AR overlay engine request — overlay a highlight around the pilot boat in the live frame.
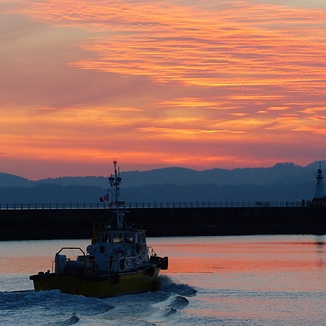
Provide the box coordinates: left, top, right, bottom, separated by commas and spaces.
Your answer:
30, 161, 168, 297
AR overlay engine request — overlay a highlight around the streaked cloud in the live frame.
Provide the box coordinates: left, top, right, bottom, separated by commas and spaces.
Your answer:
0, 0, 325, 178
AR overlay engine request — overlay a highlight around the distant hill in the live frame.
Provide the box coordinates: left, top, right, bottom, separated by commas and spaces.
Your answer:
0, 172, 33, 188
0, 161, 324, 204
0, 184, 104, 205
36, 176, 106, 187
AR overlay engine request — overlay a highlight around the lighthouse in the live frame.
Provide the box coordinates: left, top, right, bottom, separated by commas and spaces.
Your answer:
312, 162, 326, 205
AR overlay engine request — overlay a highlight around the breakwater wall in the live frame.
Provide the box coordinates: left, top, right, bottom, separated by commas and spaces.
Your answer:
0, 206, 325, 240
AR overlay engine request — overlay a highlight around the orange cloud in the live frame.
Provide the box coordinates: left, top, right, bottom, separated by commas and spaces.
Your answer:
1, 0, 326, 178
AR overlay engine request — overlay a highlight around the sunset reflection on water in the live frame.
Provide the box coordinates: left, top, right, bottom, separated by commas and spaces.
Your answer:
150, 236, 325, 295
150, 236, 325, 274
0, 235, 324, 324
0, 236, 325, 273
0, 235, 324, 293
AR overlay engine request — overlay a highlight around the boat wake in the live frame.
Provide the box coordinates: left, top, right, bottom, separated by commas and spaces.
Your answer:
92, 275, 196, 325
0, 289, 113, 325
158, 275, 197, 297
47, 312, 79, 326
0, 276, 196, 325
168, 295, 190, 310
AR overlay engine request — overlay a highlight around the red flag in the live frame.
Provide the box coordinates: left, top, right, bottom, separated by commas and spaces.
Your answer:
99, 194, 109, 202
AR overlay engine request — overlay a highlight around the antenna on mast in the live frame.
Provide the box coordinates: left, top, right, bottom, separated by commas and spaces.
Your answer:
108, 160, 125, 228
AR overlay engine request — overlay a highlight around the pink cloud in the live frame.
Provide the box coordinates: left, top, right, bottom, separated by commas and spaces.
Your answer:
0, 0, 326, 178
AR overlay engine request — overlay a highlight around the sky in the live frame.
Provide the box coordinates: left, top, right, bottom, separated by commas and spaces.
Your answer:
1, 0, 326, 179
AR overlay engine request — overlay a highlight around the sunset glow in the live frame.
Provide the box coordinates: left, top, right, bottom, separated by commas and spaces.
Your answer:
1, 0, 326, 179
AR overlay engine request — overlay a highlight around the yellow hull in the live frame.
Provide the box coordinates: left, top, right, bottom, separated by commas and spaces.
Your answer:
30, 267, 161, 298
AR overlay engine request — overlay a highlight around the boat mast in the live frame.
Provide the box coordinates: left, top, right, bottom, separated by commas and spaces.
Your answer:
108, 160, 124, 228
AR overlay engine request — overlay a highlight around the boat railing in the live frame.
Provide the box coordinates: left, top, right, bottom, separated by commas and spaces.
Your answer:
52, 247, 88, 274
147, 246, 158, 258
56, 247, 86, 256
0, 201, 306, 210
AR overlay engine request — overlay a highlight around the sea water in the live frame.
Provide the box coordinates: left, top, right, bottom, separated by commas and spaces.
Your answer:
0, 235, 325, 325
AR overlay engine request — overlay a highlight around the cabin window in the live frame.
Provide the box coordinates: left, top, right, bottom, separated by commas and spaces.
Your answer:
125, 233, 134, 243
100, 233, 110, 242
100, 245, 105, 253
141, 232, 146, 244
113, 233, 123, 243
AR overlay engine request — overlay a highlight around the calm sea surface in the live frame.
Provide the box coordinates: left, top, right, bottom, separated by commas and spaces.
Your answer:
0, 235, 325, 325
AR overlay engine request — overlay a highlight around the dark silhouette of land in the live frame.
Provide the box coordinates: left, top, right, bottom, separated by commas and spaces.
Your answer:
0, 161, 324, 204
1, 161, 325, 240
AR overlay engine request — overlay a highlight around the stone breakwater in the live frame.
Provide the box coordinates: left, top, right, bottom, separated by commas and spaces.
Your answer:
0, 206, 325, 240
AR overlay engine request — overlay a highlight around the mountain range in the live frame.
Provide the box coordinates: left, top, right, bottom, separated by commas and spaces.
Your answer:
0, 161, 324, 205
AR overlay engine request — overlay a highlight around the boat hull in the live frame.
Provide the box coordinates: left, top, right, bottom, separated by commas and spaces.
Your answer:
30, 266, 161, 298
